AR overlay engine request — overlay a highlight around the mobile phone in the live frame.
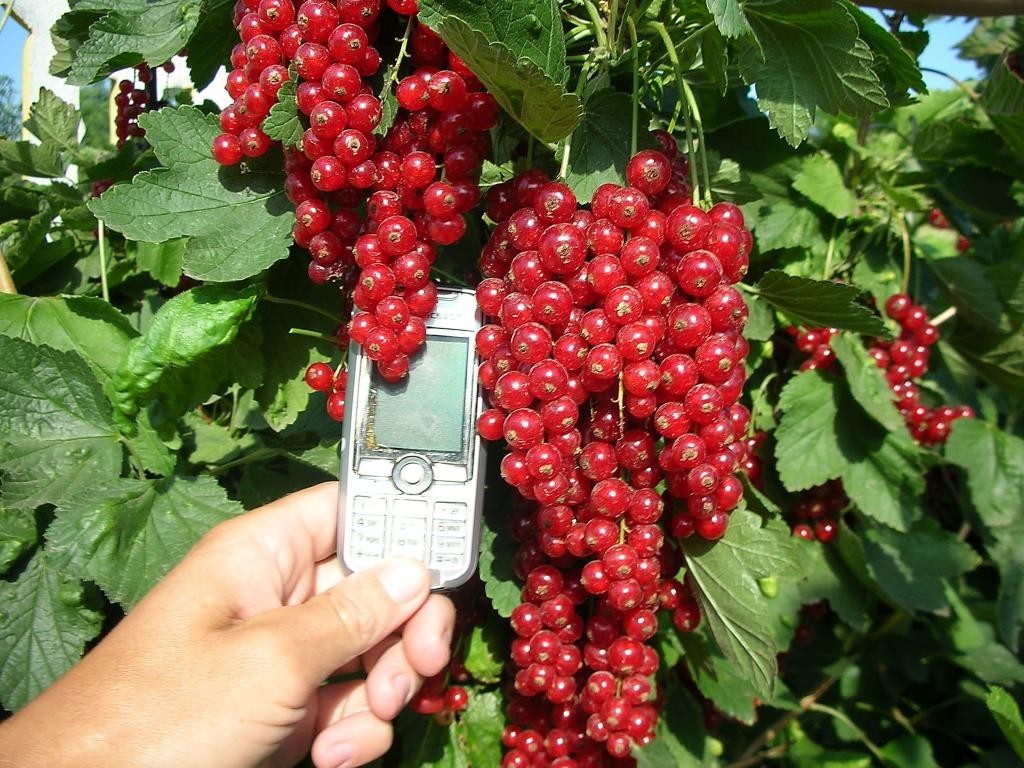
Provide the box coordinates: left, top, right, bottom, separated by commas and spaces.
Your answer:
338, 286, 486, 590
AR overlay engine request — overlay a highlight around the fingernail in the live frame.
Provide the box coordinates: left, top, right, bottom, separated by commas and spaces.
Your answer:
392, 674, 412, 706
379, 558, 427, 603
325, 741, 354, 768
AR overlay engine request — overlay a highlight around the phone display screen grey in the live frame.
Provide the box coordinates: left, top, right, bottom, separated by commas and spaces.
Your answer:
364, 336, 469, 455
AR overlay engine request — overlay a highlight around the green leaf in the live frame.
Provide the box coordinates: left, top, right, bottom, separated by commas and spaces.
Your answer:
479, 501, 520, 618
454, 689, 503, 767
775, 371, 924, 529
463, 613, 505, 684
944, 586, 1024, 686
0, 294, 139, 384
861, 519, 980, 613
752, 202, 822, 252
755, 270, 889, 337
879, 735, 939, 768
64, 0, 202, 86
927, 256, 1008, 333
949, 326, 1024, 398
738, 0, 888, 146
418, 0, 567, 83
135, 238, 187, 287
0, 507, 37, 576
0, 549, 103, 711
839, 2, 926, 99
741, 289, 774, 341
563, 89, 655, 202
982, 56, 1024, 115
418, 9, 582, 143
46, 475, 241, 607
0, 337, 121, 511
706, 0, 751, 38
24, 89, 80, 151
830, 334, 904, 433
262, 73, 303, 149
682, 506, 801, 699
0, 140, 68, 178
946, 419, 1024, 650
186, 0, 237, 90
109, 284, 261, 434
89, 106, 293, 283
987, 686, 1024, 760
394, 707, 467, 768
774, 371, 846, 491
796, 540, 872, 631
680, 631, 759, 723
792, 153, 857, 218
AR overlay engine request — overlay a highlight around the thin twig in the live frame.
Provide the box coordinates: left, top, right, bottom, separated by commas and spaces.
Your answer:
931, 305, 957, 326
899, 214, 912, 294
651, 22, 700, 202
808, 703, 887, 762
681, 79, 712, 207
264, 294, 340, 323
0, 244, 16, 294
97, 220, 110, 302
627, 18, 639, 157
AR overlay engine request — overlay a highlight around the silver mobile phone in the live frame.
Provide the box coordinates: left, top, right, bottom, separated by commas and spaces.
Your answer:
338, 286, 486, 590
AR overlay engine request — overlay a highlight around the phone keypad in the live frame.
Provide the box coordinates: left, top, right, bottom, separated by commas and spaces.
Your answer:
349, 496, 470, 575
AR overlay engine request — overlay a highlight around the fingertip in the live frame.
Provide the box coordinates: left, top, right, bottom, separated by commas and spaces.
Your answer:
377, 557, 431, 605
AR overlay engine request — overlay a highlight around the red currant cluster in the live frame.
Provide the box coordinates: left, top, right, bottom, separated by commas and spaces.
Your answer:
304, 362, 347, 420
213, 0, 499, 386
872, 294, 974, 445
114, 66, 154, 148
789, 480, 845, 543
785, 325, 838, 372
472, 136, 754, 765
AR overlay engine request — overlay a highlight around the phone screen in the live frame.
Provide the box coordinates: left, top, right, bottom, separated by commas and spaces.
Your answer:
362, 335, 470, 455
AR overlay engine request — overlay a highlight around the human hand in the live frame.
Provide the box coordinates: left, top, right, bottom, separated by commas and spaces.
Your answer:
0, 482, 454, 768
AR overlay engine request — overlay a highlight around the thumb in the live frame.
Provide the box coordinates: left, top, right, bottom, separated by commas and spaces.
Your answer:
252, 558, 431, 684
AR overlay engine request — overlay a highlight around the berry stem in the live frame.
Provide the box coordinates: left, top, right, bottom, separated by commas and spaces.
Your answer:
559, 59, 593, 181
0, 244, 16, 295
680, 79, 713, 208
899, 214, 912, 294
378, 15, 415, 107
931, 305, 957, 326
97, 219, 110, 302
807, 703, 886, 763
264, 294, 340, 323
823, 221, 838, 280
608, 0, 619, 58
431, 265, 469, 287
288, 327, 341, 345
651, 22, 700, 203
627, 18, 640, 158
581, 0, 609, 51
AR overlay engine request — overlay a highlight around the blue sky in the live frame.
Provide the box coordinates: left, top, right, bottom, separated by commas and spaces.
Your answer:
0, 12, 985, 103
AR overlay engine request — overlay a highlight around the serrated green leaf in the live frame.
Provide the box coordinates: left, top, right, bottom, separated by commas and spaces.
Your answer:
774, 371, 845, 491
564, 89, 655, 202
418, 12, 581, 143
796, 540, 872, 631
682, 507, 801, 700
680, 631, 759, 723
65, 0, 202, 86
949, 325, 1024, 398
0, 140, 68, 178
831, 334, 905, 433
840, 2, 926, 99
109, 284, 261, 434
634, 683, 707, 767
262, 73, 303, 149
479, 502, 520, 618
90, 106, 293, 282
0, 507, 37, 576
983, 55, 1024, 115
739, 0, 888, 146
0, 549, 103, 711
463, 613, 505, 684
46, 475, 241, 607
792, 153, 856, 218
418, 0, 567, 83
707, 0, 751, 38
454, 689, 503, 767
0, 337, 121, 511
861, 519, 980, 613
879, 734, 939, 768
755, 270, 889, 337
987, 686, 1024, 760
24, 89, 80, 151
0, 294, 138, 384
927, 256, 1008, 333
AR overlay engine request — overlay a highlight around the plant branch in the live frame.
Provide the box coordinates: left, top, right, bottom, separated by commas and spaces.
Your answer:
681, 79, 712, 208
899, 214, 912, 294
931, 305, 957, 326
807, 703, 886, 762
264, 294, 340, 323
627, 18, 639, 157
651, 22, 700, 202
855, 0, 1024, 15
97, 220, 110, 302
0, 244, 16, 294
